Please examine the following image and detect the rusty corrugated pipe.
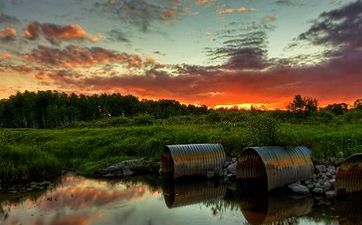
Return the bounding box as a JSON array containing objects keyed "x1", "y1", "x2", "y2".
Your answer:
[
  {"x1": 336, "y1": 153, "x2": 362, "y2": 194},
  {"x1": 162, "y1": 178, "x2": 226, "y2": 208},
  {"x1": 161, "y1": 143, "x2": 226, "y2": 179},
  {"x1": 236, "y1": 146, "x2": 314, "y2": 191},
  {"x1": 240, "y1": 195, "x2": 314, "y2": 225}
]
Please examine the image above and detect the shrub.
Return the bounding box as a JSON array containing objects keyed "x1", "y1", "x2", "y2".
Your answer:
[{"x1": 245, "y1": 113, "x2": 280, "y2": 146}]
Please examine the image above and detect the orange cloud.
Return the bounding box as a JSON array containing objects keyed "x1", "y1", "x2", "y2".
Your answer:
[
  {"x1": 263, "y1": 15, "x2": 276, "y2": 22},
  {"x1": 195, "y1": 0, "x2": 212, "y2": 6},
  {"x1": 0, "y1": 26, "x2": 17, "y2": 41},
  {"x1": 218, "y1": 6, "x2": 253, "y2": 14},
  {"x1": 23, "y1": 45, "x2": 157, "y2": 70},
  {"x1": 161, "y1": 8, "x2": 178, "y2": 20},
  {"x1": 0, "y1": 51, "x2": 12, "y2": 60},
  {"x1": 24, "y1": 22, "x2": 100, "y2": 43}
]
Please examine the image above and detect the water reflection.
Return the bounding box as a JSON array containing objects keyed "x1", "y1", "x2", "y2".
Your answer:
[
  {"x1": 337, "y1": 193, "x2": 362, "y2": 225},
  {"x1": 162, "y1": 176, "x2": 226, "y2": 208},
  {"x1": 239, "y1": 195, "x2": 314, "y2": 225},
  {"x1": 0, "y1": 174, "x2": 361, "y2": 225}
]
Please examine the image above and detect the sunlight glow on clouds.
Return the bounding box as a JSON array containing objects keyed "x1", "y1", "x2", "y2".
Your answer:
[{"x1": 0, "y1": 0, "x2": 360, "y2": 108}]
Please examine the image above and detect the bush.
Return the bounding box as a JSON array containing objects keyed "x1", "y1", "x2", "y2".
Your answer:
[
  {"x1": 245, "y1": 113, "x2": 280, "y2": 146},
  {"x1": 0, "y1": 145, "x2": 60, "y2": 187},
  {"x1": 132, "y1": 113, "x2": 154, "y2": 126}
]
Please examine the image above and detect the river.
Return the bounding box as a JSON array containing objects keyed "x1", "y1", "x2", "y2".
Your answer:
[{"x1": 0, "y1": 174, "x2": 360, "y2": 225}]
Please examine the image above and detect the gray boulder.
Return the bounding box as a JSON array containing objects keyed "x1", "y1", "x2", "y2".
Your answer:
[
  {"x1": 325, "y1": 190, "x2": 336, "y2": 199},
  {"x1": 288, "y1": 183, "x2": 310, "y2": 195},
  {"x1": 227, "y1": 163, "x2": 237, "y2": 175},
  {"x1": 315, "y1": 165, "x2": 327, "y2": 174},
  {"x1": 313, "y1": 187, "x2": 324, "y2": 194},
  {"x1": 96, "y1": 158, "x2": 156, "y2": 178}
]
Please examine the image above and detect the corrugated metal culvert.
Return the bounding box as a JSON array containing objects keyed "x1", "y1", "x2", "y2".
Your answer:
[
  {"x1": 240, "y1": 195, "x2": 314, "y2": 225},
  {"x1": 162, "y1": 179, "x2": 226, "y2": 208},
  {"x1": 336, "y1": 153, "x2": 362, "y2": 194},
  {"x1": 161, "y1": 144, "x2": 226, "y2": 179},
  {"x1": 236, "y1": 146, "x2": 314, "y2": 191}
]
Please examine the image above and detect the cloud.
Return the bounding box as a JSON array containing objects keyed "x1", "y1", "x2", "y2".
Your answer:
[
  {"x1": 107, "y1": 29, "x2": 130, "y2": 43},
  {"x1": 275, "y1": 0, "x2": 298, "y2": 6},
  {"x1": 94, "y1": 0, "x2": 180, "y2": 32},
  {"x1": 207, "y1": 30, "x2": 270, "y2": 70},
  {"x1": 32, "y1": 1, "x2": 362, "y2": 108},
  {"x1": 37, "y1": 57, "x2": 362, "y2": 108},
  {"x1": 0, "y1": 51, "x2": 12, "y2": 60},
  {"x1": 298, "y1": 0, "x2": 362, "y2": 51},
  {"x1": 195, "y1": 0, "x2": 213, "y2": 6},
  {"x1": 263, "y1": 15, "x2": 276, "y2": 22},
  {"x1": 24, "y1": 21, "x2": 101, "y2": 44},
  {"x1": 0, "y1": 26, "x2": 17, "y2": 41},
  {"x1": 0, "y1": 12, "x2": 20, "y2": 25},
  {"x1": 23, "y1": 45, "x2": 158, "y2": 70},
  {"x1": 218, "y1": 6, "x2": 254, "y2": 14}
]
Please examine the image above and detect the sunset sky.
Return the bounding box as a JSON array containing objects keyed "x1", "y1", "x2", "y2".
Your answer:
[{"x1": 0, "y1": 0, "x2": 361, "y2": 108}]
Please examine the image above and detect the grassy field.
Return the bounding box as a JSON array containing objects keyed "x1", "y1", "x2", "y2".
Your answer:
[{"x1": 1, "y1": 113, "x2": 362, "y2": 186}]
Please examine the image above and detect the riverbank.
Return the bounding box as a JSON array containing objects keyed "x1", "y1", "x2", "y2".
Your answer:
[{"x1": 1, "y1": 120, "x2": 362, "y2": 186}]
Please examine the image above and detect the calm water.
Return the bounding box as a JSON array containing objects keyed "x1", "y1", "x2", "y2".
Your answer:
[{"x1": 0, "y1": 175, "x2": 360, "y2": 225}]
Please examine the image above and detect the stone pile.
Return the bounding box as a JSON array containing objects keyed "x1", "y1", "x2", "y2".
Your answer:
[
  {"x1": 221, "y1": 157, "x2": 237, "y2": 181},
  {"x1": 288, "y1": 163, "x2": 338, "y2": 198}
]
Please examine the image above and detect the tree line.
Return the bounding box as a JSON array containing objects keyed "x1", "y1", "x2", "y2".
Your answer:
[
  {"x1": 0, "y1": 91, "x2": 361, "y2": 128},
  {"x1": 0, "y1": 91, "x2": 208, "y2": 128}
]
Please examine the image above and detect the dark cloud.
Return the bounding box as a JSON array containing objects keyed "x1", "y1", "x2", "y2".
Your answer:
[
  {"x1": 94, "y1": 0, "x2": 179, "y2": 32},
  {"x1": 23, "y1": 45, "x2": 159, "y2": 70},
  {"x1": 0, "y1": 13, "x2": 20, "y2": 25},
  {"x1": 207, "y1": 30, "x2": 270, "y2": 70},
  {"x1": 298, "y1": 0, "x2": 362, "y2": 50},
  {"x1": 275, "y1": 0, "x2": 300, "y2": 6},
  {"x1": 107, "y1": 29, "x2": 131, "y2": 43},
  {"x1": 24, "y1": 21, "x2": 100, "y2": 44},
  {"x1": 297, "y1": 0, "x2": 362, "y2": 70}
]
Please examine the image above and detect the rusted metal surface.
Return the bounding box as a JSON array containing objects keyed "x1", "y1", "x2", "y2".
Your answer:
[
  {"x1": 336, "y1": 153, "x2": 362, "y2": 194},
  {"x1": 161, "y1": 144, "x2": 226, "y2": 179},
  {"x1": 162, "y1": 178, "x2": 226, "y2": 208},
  {"x1": 236, "y1": 146, "x2": 314, "y2": 191},
  {"x1": 239, "y1": 195, "x2": 314, "y2": 225}
]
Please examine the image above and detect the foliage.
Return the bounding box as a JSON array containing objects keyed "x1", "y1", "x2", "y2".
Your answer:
[
  {"x1": 287, "y1": 95, "x2": 318, "y2": 115},
  {"x1": 245, "y1": 113, "x2": 280, "y2": 146},
  {"x1": 0, "y1": 91, "x2": 208, "y2": 128},
  {"x1": 1, "y1": 92, "x2": 362, "y2": 185}
]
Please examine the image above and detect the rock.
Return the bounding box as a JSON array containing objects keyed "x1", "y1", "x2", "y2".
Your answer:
[
  {"x1": 304, "y1": 179, "x2": 312, "y2": 185},
  {"x1": 315, "y1": 165, "x2": 327, "y2": 174},
  {"x1": 326, "y1": 172, "x2": 332, "y2": 178},
  {"x1": 96, "y1": 158, "x2": 155, "y2": 178},
  {"x1": 207, "y1": 171, "x2": 215, "y2": 179},
  {"x1": 325, "y1": 190, "x2": 336, "y2": 199},
  {"x1": 313, "y1": 187, "x2": 324, "y2": 194},
  {"x1": 223, "y1": 162, "x2": 230, "y2": 168},
  {"x1": 307, "y1": 184, "x2": 314, "y2": 190},
  {"x1": 123, "y1": 168, "x2": 135, "y2": 176},
  {"x1": 323, "y1": 182, "x2": 332, "y2": 191},
  {"x1": 227, "y1": 163, "x2": 237, "y2": 175},
  {"x1": 288, "y1": 183, "x2": 310, "y2": 195},
  {"x1": 329, "y1": 179, "x2": 336, "y2": 188}
]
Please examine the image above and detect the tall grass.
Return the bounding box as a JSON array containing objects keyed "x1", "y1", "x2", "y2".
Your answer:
[{"x1": 0, "y1": 114, "x2": 362, "y2": 185}]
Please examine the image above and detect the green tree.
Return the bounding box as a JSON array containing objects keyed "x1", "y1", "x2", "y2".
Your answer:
[{"x1": 288, "y1": 95, "x2": 318, "y2": 115}]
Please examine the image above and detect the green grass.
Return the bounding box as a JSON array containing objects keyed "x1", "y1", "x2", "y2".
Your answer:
[{"x1": 1, "y1": 116, "x2": 362, "y2": 186}]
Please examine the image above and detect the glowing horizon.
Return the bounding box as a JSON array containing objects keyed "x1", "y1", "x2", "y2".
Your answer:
[{"x1": 0, "y1": 0, "x2": 361, "y2": 109}]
